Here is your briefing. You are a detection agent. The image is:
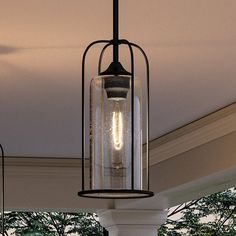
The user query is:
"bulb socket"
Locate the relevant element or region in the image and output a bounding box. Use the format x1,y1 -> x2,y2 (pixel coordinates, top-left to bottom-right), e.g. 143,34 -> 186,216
104,76 -> 130,100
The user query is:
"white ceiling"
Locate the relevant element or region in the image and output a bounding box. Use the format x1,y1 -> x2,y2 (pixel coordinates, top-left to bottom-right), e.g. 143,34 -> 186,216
0,0 -> 235,157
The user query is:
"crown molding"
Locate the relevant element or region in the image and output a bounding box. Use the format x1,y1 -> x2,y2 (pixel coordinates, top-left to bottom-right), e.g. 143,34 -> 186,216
149,103 -> 236,165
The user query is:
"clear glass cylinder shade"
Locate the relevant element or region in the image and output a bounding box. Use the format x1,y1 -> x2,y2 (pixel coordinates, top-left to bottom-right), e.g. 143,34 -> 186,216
90,75 -> 145,196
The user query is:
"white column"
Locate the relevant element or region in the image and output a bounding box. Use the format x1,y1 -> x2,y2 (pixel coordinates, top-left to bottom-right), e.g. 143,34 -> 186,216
98,209 -> 167,236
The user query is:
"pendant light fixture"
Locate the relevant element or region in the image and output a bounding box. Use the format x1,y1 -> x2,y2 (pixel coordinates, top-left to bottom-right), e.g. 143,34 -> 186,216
78,0 -> 154,199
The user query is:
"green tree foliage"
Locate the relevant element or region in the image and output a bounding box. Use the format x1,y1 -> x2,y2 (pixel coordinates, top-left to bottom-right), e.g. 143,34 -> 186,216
0,212 -> 104,236
158,187 -> 236,236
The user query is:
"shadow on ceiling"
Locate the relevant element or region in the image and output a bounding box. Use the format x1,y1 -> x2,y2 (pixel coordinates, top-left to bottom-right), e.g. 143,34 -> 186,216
0,45 -> 19,55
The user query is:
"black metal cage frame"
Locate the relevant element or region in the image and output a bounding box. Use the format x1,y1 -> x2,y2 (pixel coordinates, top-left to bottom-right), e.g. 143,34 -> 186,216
78,0 -> 153,199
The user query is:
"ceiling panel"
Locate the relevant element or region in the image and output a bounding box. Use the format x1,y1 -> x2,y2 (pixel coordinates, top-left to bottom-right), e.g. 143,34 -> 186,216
0,0 -> 235,157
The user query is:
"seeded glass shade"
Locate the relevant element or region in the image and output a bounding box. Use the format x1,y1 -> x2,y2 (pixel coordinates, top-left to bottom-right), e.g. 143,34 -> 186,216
78,74 -> 151,198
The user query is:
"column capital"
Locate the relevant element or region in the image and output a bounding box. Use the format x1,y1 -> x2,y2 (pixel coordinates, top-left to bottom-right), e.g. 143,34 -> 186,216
98,209 -> 167,236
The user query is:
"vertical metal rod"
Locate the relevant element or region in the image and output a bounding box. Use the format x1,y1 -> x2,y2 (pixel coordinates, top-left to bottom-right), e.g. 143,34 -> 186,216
130,43 -> 150,190
113,0 -> 119,63
0,144 -> 5,235
130,49 -> 135,190
81,54 -> 85,191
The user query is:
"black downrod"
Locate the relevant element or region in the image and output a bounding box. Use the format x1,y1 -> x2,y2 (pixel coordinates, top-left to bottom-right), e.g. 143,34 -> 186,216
113,0 -> 119,63
100,0 -> 131,76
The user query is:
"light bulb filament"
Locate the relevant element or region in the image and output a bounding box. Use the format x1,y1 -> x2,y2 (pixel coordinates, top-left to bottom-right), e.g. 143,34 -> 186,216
112,111 -> 123,150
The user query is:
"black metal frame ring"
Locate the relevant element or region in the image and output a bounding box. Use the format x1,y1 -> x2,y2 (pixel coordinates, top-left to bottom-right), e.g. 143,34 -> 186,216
78,189 -> 154,199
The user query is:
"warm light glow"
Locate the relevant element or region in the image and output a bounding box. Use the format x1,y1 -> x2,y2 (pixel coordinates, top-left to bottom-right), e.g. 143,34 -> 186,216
112,111 -> 123,150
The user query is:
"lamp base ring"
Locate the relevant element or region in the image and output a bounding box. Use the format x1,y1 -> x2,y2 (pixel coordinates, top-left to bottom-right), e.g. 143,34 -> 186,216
78,189 -> 154,199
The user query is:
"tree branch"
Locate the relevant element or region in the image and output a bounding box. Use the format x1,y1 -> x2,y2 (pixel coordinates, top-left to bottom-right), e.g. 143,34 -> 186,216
168,199 -> 200,217
217,206 -> 236,233
48,212 -> 61,236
